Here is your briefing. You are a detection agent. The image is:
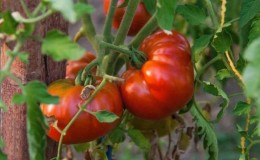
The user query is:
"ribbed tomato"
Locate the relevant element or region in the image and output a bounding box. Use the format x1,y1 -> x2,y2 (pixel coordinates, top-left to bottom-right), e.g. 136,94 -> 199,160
121,30 -> 194,120
40,79 -> 123,144
103,0 -> 151,36
66,52 -> 95,79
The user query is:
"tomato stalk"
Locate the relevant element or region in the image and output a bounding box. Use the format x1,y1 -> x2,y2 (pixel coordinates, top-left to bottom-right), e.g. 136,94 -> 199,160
203,0 -> 219,28
128,13 -> 158,48
13,10 -> 53,23
104,0 -> 141,75
80,0 -> 99,53
102,0 -> 118,43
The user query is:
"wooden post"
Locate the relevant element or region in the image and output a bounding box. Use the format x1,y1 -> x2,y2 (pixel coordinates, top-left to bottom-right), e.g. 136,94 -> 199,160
0,0 -> 68,159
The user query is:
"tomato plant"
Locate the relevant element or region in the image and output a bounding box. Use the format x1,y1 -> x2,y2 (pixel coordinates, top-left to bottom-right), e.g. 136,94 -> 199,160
121,30 -> 194,120
40,79 -> 123,144
103,0 -> 151,36
66,52 -> 95,79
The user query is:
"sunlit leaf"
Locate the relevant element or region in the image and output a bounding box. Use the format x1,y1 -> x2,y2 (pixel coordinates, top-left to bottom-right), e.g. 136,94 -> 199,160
42,30 -> 85,61
87,110 -> 119,123
0,11 -> 18,34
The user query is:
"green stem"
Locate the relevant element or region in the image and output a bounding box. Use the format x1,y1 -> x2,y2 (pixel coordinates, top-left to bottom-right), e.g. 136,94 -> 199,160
81,59 -> 99,81
20,0 -> 31,17
102,0 -> 118,43
100,41 -> 132,56
80,0 -> 99,53
56,78 -> 108,160
14,10 -> 53,23
114,0 -> 141,45
105,0 -> 141,74
203,0 -> 219,28
195,54 -> 222,80
32,2 -> 43,16
128,13 -> 158,48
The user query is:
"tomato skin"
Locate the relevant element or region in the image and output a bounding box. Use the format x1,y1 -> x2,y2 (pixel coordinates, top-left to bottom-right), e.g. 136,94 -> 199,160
41,79 -> 123,144
103,0 -> 151,36
66,52 -> 95,79
121,30 -> 194,120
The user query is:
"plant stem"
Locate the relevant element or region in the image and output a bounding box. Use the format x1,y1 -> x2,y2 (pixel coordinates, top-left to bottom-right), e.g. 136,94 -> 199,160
20,0 -> 30,17
128,13 -> 158,48
100,41 -> 132,56
102,0 -> 118,43
14,10 -> 53,23
56,78 -> 108,159
203,0 -> 219,28
81,59 -> 99,81
105,0 -> 141,74
246,140 -> 260,157
32,2 -> 43,16
80,0 -> 99,53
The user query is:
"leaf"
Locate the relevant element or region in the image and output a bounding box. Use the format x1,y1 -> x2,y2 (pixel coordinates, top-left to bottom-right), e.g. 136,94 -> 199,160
192,34 -> 213,63
176,5 -> 207,25
0,100 -> 8,111
41,30 -> 85,61
0,151 -> 7,160
0,11 -> 18,34
203,81 -> 229,121
74,3 -> 95,19
215,69 -> 233,80
249,17 -> 260,43
23,81 -> 59,104
73,142 -> 91,152
17,52 -> 29,64
12,93 -> 26,105
87,110 -> 119,123
127,129 -> 151,152
233,101 -> 251,116
108,127 -> 125,144
156,0 -> 177,31
191,105 -> 218,160
26,99 -> 48,160
239,0 -> 260,29
211,28 -> 232,53
142,0 -> 156,15
48,0 -> 77,23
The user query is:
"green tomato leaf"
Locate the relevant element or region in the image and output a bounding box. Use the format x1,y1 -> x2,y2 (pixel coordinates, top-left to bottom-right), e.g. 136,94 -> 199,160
252,125 -> 260,137
0,137 -> 7,160
143,0 -> 156,15
41,30 -> 85,61
215,69 -> 233,80
87,110 -> 119,123
203,81 -> 229,121
26,99 -> 48,160
191,105 -> 218,160
249,17 -> 260,43
0,11 -> 18,34
74,3 -> 95,19
108,127 -> 126,144
0,100 -> 8,111
233,101 -> 251,116
156,0 -> 177,31
17,52 -> 29,64
127,129 -> 151,152
192,34 -> 213,63
211,28 -> 232,53
23,81 -> 59,104
176,5 -> 207,25
12,93 -> 26,105
239,0 -> 260,29
73,142 -> 91,152
48,0 -> 77,23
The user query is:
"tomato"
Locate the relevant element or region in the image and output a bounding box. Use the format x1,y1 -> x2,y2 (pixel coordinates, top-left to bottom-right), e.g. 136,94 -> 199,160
103,0 -> 151,36
121,30 -> 194,120
130,116 -> 179,137
66,52 -> 95,79
40,79 -> 123,144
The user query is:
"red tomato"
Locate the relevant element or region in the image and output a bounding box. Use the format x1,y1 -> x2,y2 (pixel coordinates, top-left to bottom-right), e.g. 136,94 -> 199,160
41,79 -> 123,144
103,0 -> 151,36
121,30 -> 194,120
66,52 -> 95,79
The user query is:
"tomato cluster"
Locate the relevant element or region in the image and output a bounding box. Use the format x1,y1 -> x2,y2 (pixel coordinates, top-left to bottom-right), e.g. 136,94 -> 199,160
41,2 -> 194,144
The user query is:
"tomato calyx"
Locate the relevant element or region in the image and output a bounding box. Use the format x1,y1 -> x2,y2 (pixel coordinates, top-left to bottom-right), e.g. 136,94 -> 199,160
129,48 -> 147,69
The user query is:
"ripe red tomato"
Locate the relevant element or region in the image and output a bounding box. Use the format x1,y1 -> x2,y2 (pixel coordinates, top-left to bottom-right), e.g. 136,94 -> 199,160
103,0 -> 151,36
66,52 -> 95,79
40,79 -> 123,144
121,30 -> 194,120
